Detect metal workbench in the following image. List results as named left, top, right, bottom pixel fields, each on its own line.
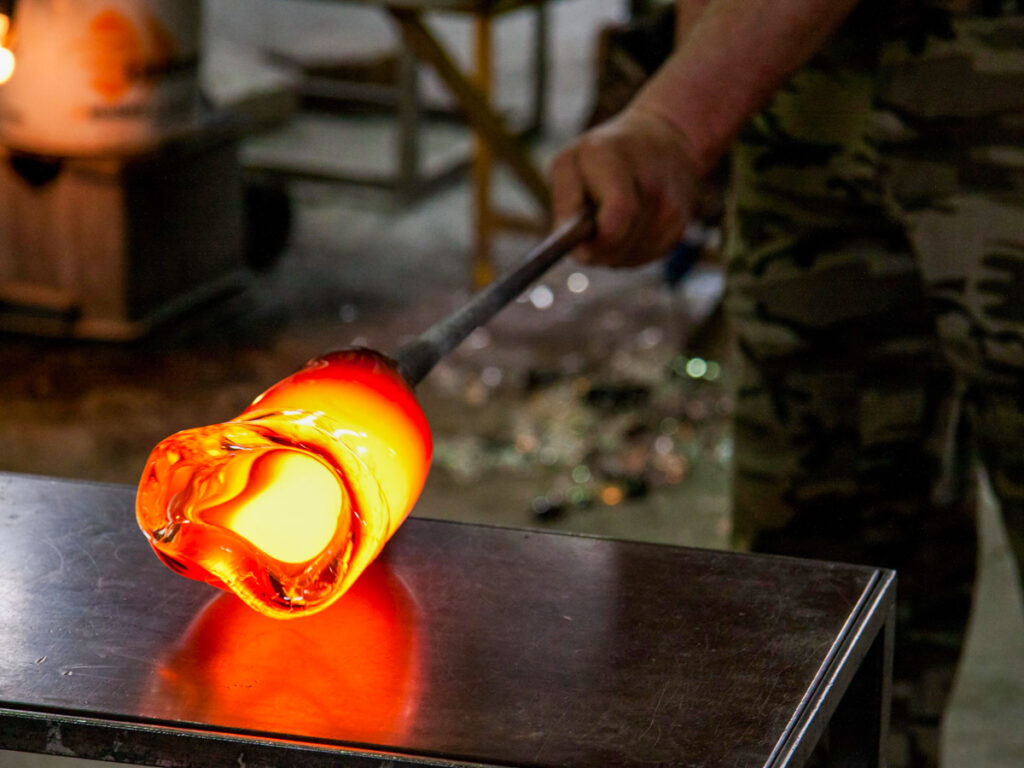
left=0, top=472, right=894, bottom=767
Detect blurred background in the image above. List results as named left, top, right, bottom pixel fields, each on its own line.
left=0, top=0, right=1020, bottom=765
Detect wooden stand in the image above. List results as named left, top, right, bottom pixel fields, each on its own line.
left=0, top=131, right=247, bottom=340
left=257, top=0, right=553, bottom=288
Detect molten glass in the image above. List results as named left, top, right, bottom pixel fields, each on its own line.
left=136, top=348, right=432, bottom=620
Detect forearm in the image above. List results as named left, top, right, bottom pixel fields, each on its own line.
left=675, top=0, right=712, bottom=44
left=638, top=0, right=861, bottom=175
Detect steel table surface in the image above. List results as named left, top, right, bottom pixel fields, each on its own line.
left=0, top=472, right=894, bottom=767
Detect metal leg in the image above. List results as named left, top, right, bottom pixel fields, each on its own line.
left=388, top=8, right=551, bottom=210
left=471, top=14, right=495, bottom=287
left=530, top=0, right=549, bottom=134
left=825, top=607, right=895, bottom=768
left=396, top=43, right=421, bottom=197
left=389, top=6, right=552, bottom=287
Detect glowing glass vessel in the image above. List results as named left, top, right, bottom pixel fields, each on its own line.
left=137, top=213, right=590, bottom=621
left=136, top=348, right=432, bottom=620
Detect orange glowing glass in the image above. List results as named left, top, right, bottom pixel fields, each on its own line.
left=136, top=348, right=432, bottom=620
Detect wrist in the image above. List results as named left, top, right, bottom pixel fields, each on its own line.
left=623, top=99, right=711, bottom=180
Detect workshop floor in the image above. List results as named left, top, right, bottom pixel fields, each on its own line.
left=1, top=1, right=1022, bottom=765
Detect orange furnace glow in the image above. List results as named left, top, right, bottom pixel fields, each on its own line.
left=0, top=14, right=14, bottom=85
left=136, top=348, right=433, bottom=620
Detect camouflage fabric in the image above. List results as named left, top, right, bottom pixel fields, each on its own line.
left=724, top=6, right=1024, bottom=766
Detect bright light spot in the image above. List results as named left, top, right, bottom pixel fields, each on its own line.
left=466, top=328, right=491, bottom=350
left=567, top=272, right=589, bottom=294
left=717, top=438, right=734, bottom=463
left=0, top=15, right=12, bottom=86
left=686, top=357, right=709, bottom=378
left=601, top=485, right=624, bottom=506
left=223, top=450, right=341, bottom=564
left=637, top=327, right=663, bottom=350
left=515, top=433, right=537, bottom=453
left=568, top=486, right=588, bottom=505
left=662, top=456, right=687, bottom=484
left=571, top=465, right=591, bottom=484
left=538, top=446, right=558, bottom=466
left=654, top=435, right=674, bottom=455
left=481, top=366, right=503, bottom=388
left=0, top=48, right=13, bottom=86
left=529, top=285, right=554, bottom=310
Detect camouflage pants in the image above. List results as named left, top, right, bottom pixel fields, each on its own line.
left=725, top=11, right=1024, bottom=767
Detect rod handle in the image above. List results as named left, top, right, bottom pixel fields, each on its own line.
left=395, top=209, right=596, bottom=386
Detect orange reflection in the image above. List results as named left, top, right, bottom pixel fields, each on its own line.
left=137, top=348, right=433, bottom=620
left=147, top=560, right=422, bottom=743
left=82, top=9, right=145, bottom=102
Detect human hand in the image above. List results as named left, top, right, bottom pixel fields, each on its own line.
left=550, top=106, right=699, bottom=267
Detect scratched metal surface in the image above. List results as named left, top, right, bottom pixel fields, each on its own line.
left=0, top=472, right=885, bottom=767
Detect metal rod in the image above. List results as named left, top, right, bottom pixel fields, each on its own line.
left=394, top=209, right=595, bottom=386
